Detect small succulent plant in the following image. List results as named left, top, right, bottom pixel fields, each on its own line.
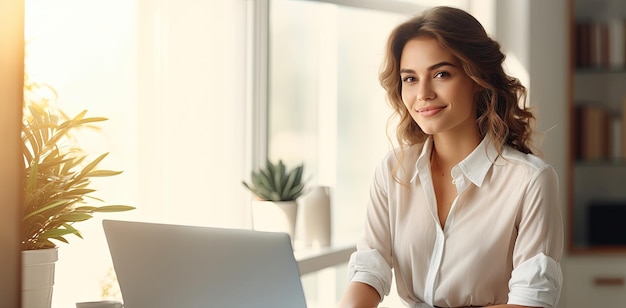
left=242, top=159, right=306, bottom=201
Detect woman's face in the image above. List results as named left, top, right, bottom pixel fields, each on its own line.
left=399, top=36, right=478, bottom=138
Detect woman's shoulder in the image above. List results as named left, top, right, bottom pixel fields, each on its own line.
left=499, top=146, right=555, bottom=174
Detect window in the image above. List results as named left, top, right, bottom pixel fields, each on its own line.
left=267, top=0, right=413, bottom=243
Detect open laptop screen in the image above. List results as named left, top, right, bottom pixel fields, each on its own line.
left=102, top=220, right=307, bottom=308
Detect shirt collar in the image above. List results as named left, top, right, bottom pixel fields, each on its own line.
left=410, top=137, right=434, bottom=183
left=457, top=137, right=499, bottom=187
left=409, top=136, right=499, bottom=187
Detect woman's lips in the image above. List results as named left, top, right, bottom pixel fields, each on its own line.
left=417, top=106, right=446, bottom=117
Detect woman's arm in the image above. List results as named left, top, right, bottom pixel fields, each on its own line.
left=338, top=282, right=381, bottom=308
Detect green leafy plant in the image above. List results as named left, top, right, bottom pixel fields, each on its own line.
left=21, top=78, right=135, bottom=251
left=242, top=159, right=306, bottom=201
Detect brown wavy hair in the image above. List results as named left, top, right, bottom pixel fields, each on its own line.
left=380, top=6, right=536, bottom=161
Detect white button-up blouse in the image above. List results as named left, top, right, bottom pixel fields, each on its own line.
left=347, top=137, right=564, bottom=308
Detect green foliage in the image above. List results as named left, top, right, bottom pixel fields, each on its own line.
left=242, top=159, right=306, bottom=201
left=21, top=83, right=135, bottom=250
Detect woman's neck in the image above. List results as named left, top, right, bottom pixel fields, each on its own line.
left=431, top=131, right=481, bottom=169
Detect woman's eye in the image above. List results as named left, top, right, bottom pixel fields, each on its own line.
left=402, top=76, right=416, bottom=83
left=434, top=71, right=450, bottom=78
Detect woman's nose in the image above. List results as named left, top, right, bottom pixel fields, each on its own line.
left=417, top=81, right=435, bottom=102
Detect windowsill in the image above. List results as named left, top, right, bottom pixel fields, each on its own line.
left=294, top=243, right=356, bottom=275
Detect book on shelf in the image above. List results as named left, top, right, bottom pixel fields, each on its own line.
left=609, top=18, right=626, bottom=69
left=574, top=105, right=611, bottom=161
left=575, top=18, right=626, bottom=70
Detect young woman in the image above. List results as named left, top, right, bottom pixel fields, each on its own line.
left=339, top=6, right=563, bottom=308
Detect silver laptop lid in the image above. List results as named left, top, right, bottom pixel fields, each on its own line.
left=102, top=220, right=307, bottom=308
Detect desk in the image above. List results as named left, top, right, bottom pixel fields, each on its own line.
left=294, top=243, right=356, bottom=275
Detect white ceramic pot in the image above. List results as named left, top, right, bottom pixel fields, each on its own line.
left=22, top=247, right=59, bottom=308
left=251, top=200, right=298, bottom=244
left=302, top=186, right=332, bottom=247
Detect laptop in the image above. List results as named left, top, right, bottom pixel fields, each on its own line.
left=102, top=219, right=307, bottom=308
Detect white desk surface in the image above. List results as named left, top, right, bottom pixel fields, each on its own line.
left=294, top=243, right=356, bottom=275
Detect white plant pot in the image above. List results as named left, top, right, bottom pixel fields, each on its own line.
left=251, top=200, right=298, bottom=244
left=22, top=247, right=59, bottom=308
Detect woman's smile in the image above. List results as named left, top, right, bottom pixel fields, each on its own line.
left=417, top=105, right=447, bottom=117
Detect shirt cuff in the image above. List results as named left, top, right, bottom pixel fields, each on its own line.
left=508, top=253, right=563, bottom=308
left=347, top=249, right=392, bottom=300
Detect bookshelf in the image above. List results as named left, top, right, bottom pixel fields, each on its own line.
left=570, top=0, right=626, bottom=254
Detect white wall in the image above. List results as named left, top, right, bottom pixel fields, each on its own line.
left=527, top=0, right=570, bottom=208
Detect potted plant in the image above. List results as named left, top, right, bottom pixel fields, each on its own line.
left=21, top=77, right=135, bottom=308
left=242, top=159, right=306, bottom=243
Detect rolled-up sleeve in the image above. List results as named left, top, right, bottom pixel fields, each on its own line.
left=508, top=253, right=563, bottom=308
left=347, top=249, right=393, bottom=298
left=508, top=165, right=564, bottom=307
